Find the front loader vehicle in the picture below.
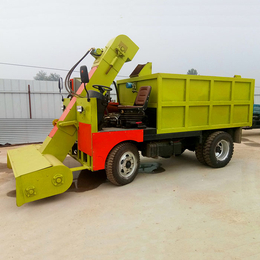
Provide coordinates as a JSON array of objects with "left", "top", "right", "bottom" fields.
[
  {"left": 7, "top": 35, "right": 139, "bottom": 206},
  {"left": 7, "top": 35, "right": 255, "bottom": 207}
]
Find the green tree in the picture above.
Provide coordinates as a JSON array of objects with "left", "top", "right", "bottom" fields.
[
  {"left": 47, "top": 73, "right": 61, "bottom": 81},
  {"left": 187, "top": 68, "right": 198, "bottom": 75},
  {"left": 34, "top": 70, "right": 48, "bottom": 80},
  {"left": 34, "top": 71, "right": 60, "bottom": 81}
]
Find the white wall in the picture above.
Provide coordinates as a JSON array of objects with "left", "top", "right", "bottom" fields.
[
  {"left": 255, "top": 86, "right": 260, "bottom": 104},
  {"left": 0, "top": 79, "right": 65, "bottom": 119}
]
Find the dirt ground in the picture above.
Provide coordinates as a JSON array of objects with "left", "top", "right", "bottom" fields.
[{"left": 0, "top": 130, "right": 260, "bottom": 260}]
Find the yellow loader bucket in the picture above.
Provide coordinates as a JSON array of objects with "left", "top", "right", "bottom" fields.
[{"left": 7, "top": 145, "right": 73, "bottom": 206}]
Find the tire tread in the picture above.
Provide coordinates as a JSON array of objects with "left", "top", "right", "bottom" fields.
[
  {"left": 195, "top": 132, "right": 210, "bottom": 165},
  {"left": 204, "top": 131, "right": 234, "bottom": 168},
  {"left": 105, "top": 142, "right": 140, "bottom": 185}
]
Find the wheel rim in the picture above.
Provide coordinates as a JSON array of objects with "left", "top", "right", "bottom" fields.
[
  {"left": 214, "top": 140, "right": 230, "bottom": 161},
  {"left": 118, "top": 151, "right": 137, "bottom": 179}
]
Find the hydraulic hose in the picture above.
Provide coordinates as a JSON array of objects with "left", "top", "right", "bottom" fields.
[{"left": 65, "top": 48, "right": 94, "bottom": 98}]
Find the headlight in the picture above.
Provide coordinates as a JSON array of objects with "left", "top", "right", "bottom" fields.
[{"left": 77, "top": 106, "right": 84, "bottom": 113}]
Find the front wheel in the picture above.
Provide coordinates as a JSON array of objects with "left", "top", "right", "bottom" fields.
[
  {"left": 203, "top": 131, "right": 234, "bottom": 168},
  {"left": 105, "top": 142, "right": 140, "bottom": 185}
]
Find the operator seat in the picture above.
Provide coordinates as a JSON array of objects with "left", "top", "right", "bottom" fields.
[
  {"left": 118, "top": 86, "right": 152, "bottom": 128},
  {"left": 118, "top": 86, "right": 151, "bottom": 111}
]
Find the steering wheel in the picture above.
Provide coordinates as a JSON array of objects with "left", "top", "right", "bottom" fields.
[{"left": 92, "top": 84, "right": 112, "bottom": 94}]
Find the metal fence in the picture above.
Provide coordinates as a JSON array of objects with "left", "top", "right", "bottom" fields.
[
  {"left": 0, "top": 118, "right": 54, "bottom": 145},
  {"left": 0, "top": 79, "right": 64, "bottom": 119},
  {"left": 0, "top": 79, "right": 64, "bottom": 145}
]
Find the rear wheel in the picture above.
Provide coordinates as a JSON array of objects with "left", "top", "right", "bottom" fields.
[
  {"left": 106, "top": 142, "right": 140, "bottom": 185},
  {"left": 195, "top": 132, "right": 210, "bottom": 165},
  {"left": 203, "top": 131, "right": 234, "bottom": 168},
  {"left": 195, "top": 143, "right": 206, "bottom": 165}
]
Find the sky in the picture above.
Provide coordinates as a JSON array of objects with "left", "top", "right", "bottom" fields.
[{"left": 1, "top": 0, "right": 260, "bottom": 86}]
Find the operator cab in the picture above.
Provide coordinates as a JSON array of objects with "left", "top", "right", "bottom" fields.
[
  {"left": 88, "top": 85, "right": 112, "bottom": 131},
  {"left": 104, "top": 63, "right": 153, "bottom": 130},
  {"left": 104, "top": 83, "right": 152, "bottom": 129},
  {"left": 80, "top": 64, "right": 152, "bottom": 131},
  {"left": 80, "top": 66, "right": 113, "bottom": 130}
]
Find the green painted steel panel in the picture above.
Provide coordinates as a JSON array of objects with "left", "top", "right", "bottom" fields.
[{"left": 117, "top": 73, "right": 255, "bottom": 134}]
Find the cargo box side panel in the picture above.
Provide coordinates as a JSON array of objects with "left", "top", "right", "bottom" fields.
[
  {"left": 158, "top": 76, "right": 212, "bottom": 133},
  {"left": 157, "top": 74, "right": 255, "bottom": 134},
  {"left": 232, "top": 81, "right": 253, "bottom": 125},
  {"left": 159, "top": 76, "right": 187, "bottom": 131}
]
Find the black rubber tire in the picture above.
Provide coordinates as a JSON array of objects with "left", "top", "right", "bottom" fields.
[
  {"left": 195, "top": 143, "right": 207, "bottom": 165},
  {"left": 203, "top": 131, "right": 234, "bottom": 168},
  {"left": 105, "top": 142, "right": 140, "bottom": 185},
  {"left": 195, "top": 132, "right": 210, "bottom": 165}
]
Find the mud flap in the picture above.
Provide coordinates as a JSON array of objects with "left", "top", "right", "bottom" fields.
[{"left": 7, "top": 145, "right": 73, "bottom": 206}]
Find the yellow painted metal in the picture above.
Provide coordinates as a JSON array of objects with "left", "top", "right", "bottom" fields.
[
  {"left": 7, "top": 145, "right": 73, "bottom": 206},
  {"left": 39, "top": 98, "right": 78, "bottom": 162},
  {"left": 7, "top": 35, "right": 139, "bottom": 206},
  {"left": 7, "top": 145, "right": 51, "bottom": 177},
  {"left": 117, "top": 73, "right": 255, "bottom": 133},
  {"left": 85, "top": 34, "right": 139, "bottom": 93},
  {"left": 138, "top": 62, "right": 152, "bottom": 77},
  {"left": 76, "top": 98, "right": 98, "bottom": 134}
]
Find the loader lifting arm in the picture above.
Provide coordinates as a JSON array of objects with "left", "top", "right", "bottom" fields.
[{"left": 7, "top": 35, "right": 139, "bottom": 206}]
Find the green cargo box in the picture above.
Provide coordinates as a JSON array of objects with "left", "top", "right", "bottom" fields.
[{"left": 117, "top": 73, "right": 255, "bottom": 133}]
